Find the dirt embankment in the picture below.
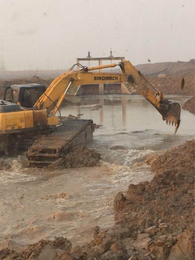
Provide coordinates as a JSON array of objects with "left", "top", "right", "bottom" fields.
[
  {"left": 1, "top": 140, "right": 194, "bottom": 259},
  {"left": 136, "top": 59, "right": 195, "bottom": 95},
  {"left": 142, "top": 74, "right": 194, "bottom": 95},
  {"left": 136, "top": 59, "right": 195, "bottom": 77},
  {"left": 183, "top": 95, "right": 195, "bottom": 114}
]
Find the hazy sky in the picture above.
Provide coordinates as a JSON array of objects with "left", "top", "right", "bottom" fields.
[{"left": 0, "top": 0, "right": 194, "bottom": 71}]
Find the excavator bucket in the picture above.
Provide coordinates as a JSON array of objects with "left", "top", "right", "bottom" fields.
[{"left": 158, "top": 100, "right": 181, "bottom": 133}]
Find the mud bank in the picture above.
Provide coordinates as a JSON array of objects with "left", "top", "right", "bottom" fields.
[
  {"left": 183, "top": 95, "right": 195, "bottom": 115},
  {"left": 1, "top": 138, "right": 194, "bottom": 259},
  {"left": 141, "top": 74, "right": 194, "bottom": 95},
  {"left": 50, "top": 145, "right": 101, "bottom": 169}
]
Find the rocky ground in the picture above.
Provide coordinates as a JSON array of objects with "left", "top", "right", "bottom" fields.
[{"left": 0, "top": 96, "right": 194, "bottom": 260}]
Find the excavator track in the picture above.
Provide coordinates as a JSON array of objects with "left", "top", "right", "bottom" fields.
[{"left": 27, "top": 119, "right": 94, "bottom": 167}]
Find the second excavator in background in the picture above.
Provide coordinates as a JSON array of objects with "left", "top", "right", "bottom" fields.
[{"left": 0, "top": 60, "right": 181, "bottom": 167}]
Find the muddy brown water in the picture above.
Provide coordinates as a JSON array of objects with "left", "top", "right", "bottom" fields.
[{"left": 0, "top": 94, "right": 194, "bottom": 249}]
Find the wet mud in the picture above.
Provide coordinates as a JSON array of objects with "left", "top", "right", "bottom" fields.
[
  {"left": 183, "top": 95, "right": 195, "bottom": 115},
  {"left": 0, "top": 94, "right": 195, "bottom": 259},
  {"left": 0, "top": 139, "right": 194, "bottom": 259},
  {"left": 52, "top": 145, "right": 101, "bottom": 169}
]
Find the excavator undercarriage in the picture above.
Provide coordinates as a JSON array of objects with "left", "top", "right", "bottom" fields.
[{"left": 27, "top": 118, "right": 94, "bottom": 167}]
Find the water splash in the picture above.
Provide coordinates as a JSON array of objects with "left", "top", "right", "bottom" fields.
[{"left": 124, "top": 149, "right": 155, "bottom": 167}]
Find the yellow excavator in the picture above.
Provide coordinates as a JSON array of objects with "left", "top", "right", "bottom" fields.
[{"left": 0, "top": 60, "right": 181, "bottom": 166}]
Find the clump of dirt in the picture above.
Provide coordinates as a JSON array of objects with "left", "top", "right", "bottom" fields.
[
  {"left": 48, "top": 211, "right": 85, "bottom": 222},
  {"left": 0, "top": 237, "right": 72, "bottom": 260},
  {"left": 51, "top": 145, "right": 101, "bottom": 169},
  {"left": 93, "top": 123, "right": 102, "bottom": 129},
  {"left": 62, "top": 145, "right": 101, "bottom": 168},
  {"left": 183, "top": 95, "right": 195, "bottom": 114},
  {"left": 41, "top": 192, "right": 71, "bottom": 200}
]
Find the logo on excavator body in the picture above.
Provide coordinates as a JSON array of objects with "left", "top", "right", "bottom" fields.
[{"left": 94, "top": 76, "right": 119, "bottom": 81}]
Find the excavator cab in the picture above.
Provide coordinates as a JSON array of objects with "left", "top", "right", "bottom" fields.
[{"left": 4, "top": 83, "right": 46, "bottom": 108}]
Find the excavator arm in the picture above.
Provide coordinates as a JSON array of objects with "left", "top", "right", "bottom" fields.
[
  {"left": 34, "top": 60, "right": 181, "bottom": 133},
  {"left": 119, "top": 61, "right": 181, "bottom": 133}
]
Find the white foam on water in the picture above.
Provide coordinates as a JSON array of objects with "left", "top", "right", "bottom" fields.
[
  {"left": 124, "top": 149, "right": 155, "bottom": 166},
  {"left": 0, "top": 158, "right": 37, "bottom": 183}
]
